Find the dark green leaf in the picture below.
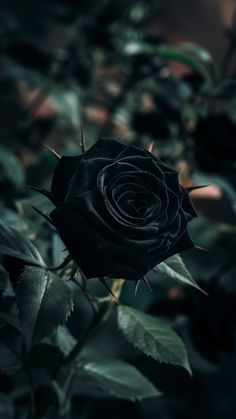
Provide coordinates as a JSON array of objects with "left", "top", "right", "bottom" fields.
[
  {"left": 16, "top": 266, "right": 73, "bottom": 348},
  {"left": 0, "top": 312, "right": 21, "bottom": 330},
  {"left": 51, "top": 326, "right": 76, "bottom": 356},
  {"left": 77, "top": 358, "right": 160, "bottom": 401},
  {"left": 52, "top": 233, "right": 68, "bottom": 267},
  {"left": 0, "top": 222, "right": 45, "bottom": 267},
  {"left": 0, "top": 326, "right": 25, "bottom": 374},
  {"left": 51, "top": 370, "right": 74, "bottom": 416},
  {"left": 153, "top": 254, "right": 205, "bottom": 293},
  {"left": 118, "top": 305, "right": 191, "bottom": 374},
  {"left": 0, "top": 146, "right": 24, "bottom": 189}
]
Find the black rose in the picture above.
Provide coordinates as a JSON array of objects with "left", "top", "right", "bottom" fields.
[
  {"left": 193, "top": 113, "right": 236, "bottom": 173},
  {"left": 48, "top": 139, "right": 196, "bottom": 280}
]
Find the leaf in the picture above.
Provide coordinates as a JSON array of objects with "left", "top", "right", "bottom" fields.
[
  {"left": 118, "top": 305, "right": 191, "bottom": 374},
  {"left": 52, "top": 233, "right": 68, "bottom": 267},
  {"left": 0, "top": 393, "right": 14, "bottom": 419},
  {"left": 16, "top": 266, "right": 73, "bottom": 349},
  {"left": 77, "top": 358, "right": 160, "bottom": 401},
  {"left": 0, "top": 146, "right": 25, "bottom": 189},
  {"left": 0, "top": 222, "right": 45, "bottom": 267},
  {"left": 51, "top": 326, "right": 76, "bottom": 356},
  {"left": 156, "top": 46, "right": 212, "bottom": 84},
  {"left": 0, "top": 312, "right": 21, "bottom": 330},
  {"left": 51, "top": 370, "right": 74, "bottom": 416},
  {"left": 181, "top": 43, "right": 213, "bottom": 64},
  {"left": 0, "top": 326, "right": 25, "bottom": 374},
  {"left": 0, "top": 206, "right": 22, "bottom": 229},
  {"left": 153, "top": 254, "right": 205, "bottom": 294}
]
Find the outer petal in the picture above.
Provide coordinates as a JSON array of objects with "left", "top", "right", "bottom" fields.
[
  {"left": 51, "top": 156, "right": 81, "bottom": 206},
  {"left": 50, "top": 203, "right": 153, "bottom": 280},
  {"left": 180, "top": 187, "right": 198, "bottom": 219},
  {"left": 83, "top": 138, "right": 126, "bottom": 160},
  {"left": 65, "top": 157, "right": 113, "bottom": 200},
  {"left": 51, "top": 138, "right": 125, "bottom": 206}
]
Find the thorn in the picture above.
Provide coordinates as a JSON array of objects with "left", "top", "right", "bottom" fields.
[
  {"left": 187, "top": 185, "right": 210, "bottom": 193},
  {"left": 31, "top": 206, "right": 54, "bottom": 225},
  {"left": 143, "top": 275, "right": 153, "bottom": 293},
  {"left": 198, "top": 287, "right": 209, "bottom": 297},
  {"left": 43, "top": 144, "right": 61, "bottom": 159},
  {"left": 134, "top": 279, "right": 141, "bottom": 297},
  {"left": 80, "top": 119, "right": 86, "bottom": 154},
  {"left": 194, "top": 245, "right": 208, "bottom": 252},
  {"left": 25, "top": 185, "right": 54, "bottom": 201},
  {"left": 99, "top": 277, "right": 118, "bottom": 302},
  {"left": 147, "top": 142, "right": 154, "bottom": 153},
  {"left": 48, "top": 254, "right": 72, "bottom": 271},
  {"left": 70, "top": 262, "right": 79, "bottom": 280}
]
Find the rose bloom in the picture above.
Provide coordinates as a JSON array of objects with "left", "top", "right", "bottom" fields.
[{"left": 47, "top": 139, "right": 196, "bottom": 280}]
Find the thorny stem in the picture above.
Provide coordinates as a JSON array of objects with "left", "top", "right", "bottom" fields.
[{"left": 31, "top": 278, "right": 125, "bottom": 419}]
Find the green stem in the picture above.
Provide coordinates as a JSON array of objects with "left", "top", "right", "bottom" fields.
[{"left": 62, "top": 308, "right": 107, "bottom": 366}]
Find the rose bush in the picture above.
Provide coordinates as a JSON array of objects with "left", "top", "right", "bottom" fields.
[{"left": 47, "top": 139, "right": 197, "bottom": 280}]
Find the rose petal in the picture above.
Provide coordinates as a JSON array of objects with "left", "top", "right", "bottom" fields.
[
  {"left": 83, "top": 138, "right": 126, "bottom": 160},
  {"left": 51, "top": 155, "right": 81, "bottom": 205}
]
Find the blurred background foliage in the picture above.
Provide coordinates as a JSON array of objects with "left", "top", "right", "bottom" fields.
[{"left": 0, "top": 1, "right": 236, "bottom": 418}]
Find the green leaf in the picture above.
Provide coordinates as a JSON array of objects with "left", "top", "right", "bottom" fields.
[
  {"left": 16, "top": 266, "right": 73, "bottom": 348},
  {"left": 77, "top": 358, "right": 160, "bottom": 401},
  {"left": 118, "top": 305, "right": 191, "bottom": 374},
  {"left": 156, "top": 46, "right": 212, "bottom": 84},
  {"left": 52, "top": 233, "right": 68, "bottom": 267},
  {"left": 0, "top": 393, "right": 14, "bottom": 419},
  {"left": 153, "top": 254, "right": 206, "bottom": 294},
  {"left": 52, "top": 326, "right": 76, "bottom": 356},
  {"left": 0, "top": 326, "right": 25, "bottom": 374},
  {"left": 181, "top": 43, "right": 213, "bottom": 64},
  {"left": 0, "top": 146, "right": 25, "bottom": 189},
  {"left": 51, "top": 370, "right": 74, "bottom": 416},
  {"left": 0, "top": 222, "right": 45, "bottom": 267},
  {"left": 0, "top": 312, "right": 21, "bottom": 330}
]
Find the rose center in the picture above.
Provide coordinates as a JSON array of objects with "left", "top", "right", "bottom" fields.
[{"left": 117, "top": 191, "right": 159, "bottom": 219}]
